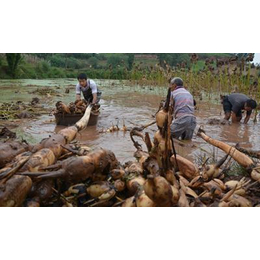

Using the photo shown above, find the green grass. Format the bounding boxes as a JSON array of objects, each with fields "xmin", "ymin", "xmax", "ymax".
[
  {"xmin": 193, "ymin": 60, "xmax": 206, "ymax": 71},
  {"xmin": 226, "ymin": 162, "xmax": 249, "ymax": 177}
]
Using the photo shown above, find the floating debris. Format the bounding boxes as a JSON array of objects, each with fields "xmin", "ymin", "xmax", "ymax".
[
  {"xmin": 29, "ymin": 88, "xmax": 59, "ymax": 96},
  {"xmin": 0, "ymin": 99, "xmax": 48, "ymax": 120}
]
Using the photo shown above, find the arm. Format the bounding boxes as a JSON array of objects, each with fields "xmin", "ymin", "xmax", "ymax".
[
  {"xmin": 244, "ymin": 111, "xmax": 252, "ymax": 124},
  {"xmin": 90, "ymin": 80, "xmax": 98, "ymax": 104},
  {"xmin": 244, "ymin": 115, "xmax": 250, "ymax": 124},
  {"xmin": 224, "ymin": 112, "xmax": 231, "ymax": 121},
  {"xmin": 75, "ymin": 84, "xmax": 81, "ymax": 101},
  {"xmin": 76, "ymin": 94, "xmax": 81, "ymax": 101},
  {"xmin": 231, "ymin": 112, "xmax": 239, "ymax": 123},
  {"xmin": 92, "ymin": 93, "xmax": 97, "ymax": 104},
  {"xmin": 169, "ymin": 92, "xmax": 175, "ymax": 115},
  {"xmin": 231, "ymin": 105, "xmax": 241, "ymax": 123}
]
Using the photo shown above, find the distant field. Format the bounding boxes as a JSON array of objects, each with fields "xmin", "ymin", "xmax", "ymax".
[
  {"xmin": 135, "ymin": 58, "xmax": 159, "ymax": 67},
  {"xmin": 88, "ymin": 54, "xmax": 231, "ymax": 69}
]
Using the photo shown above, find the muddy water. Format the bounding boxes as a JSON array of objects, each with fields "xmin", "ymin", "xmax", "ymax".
[{"xmin": 0, "ymin": 79, "xmax": 259, "ymax": 163}]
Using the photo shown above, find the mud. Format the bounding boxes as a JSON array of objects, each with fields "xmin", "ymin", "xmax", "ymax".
[{"xmin": 0, "ymin": 79, "xmax": 259, "ymax": 163}]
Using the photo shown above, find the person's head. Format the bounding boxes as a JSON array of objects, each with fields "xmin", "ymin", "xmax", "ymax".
[
  {"xmin": 244, "ymin": 99, "xmax": 257, "ymax": 111},
  {"xmin": 77, "ymin": 73, "xmax": 88, "ymax": 87},
  {"xmin": 170, "ymin": 77, "xmax": 183, "ymax": 90}
]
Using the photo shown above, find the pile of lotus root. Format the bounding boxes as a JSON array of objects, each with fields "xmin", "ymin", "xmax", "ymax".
[
  {"xmin": 1, "ymin": 91, "xmax": 260, "ymax": 207},
  {"xmin": 55, "ymin": 100, "xmax": 100, "ymax": 115}
]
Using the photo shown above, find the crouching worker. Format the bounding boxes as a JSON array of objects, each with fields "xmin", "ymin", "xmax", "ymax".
[
  {"xmin": 76, "ymin": 73, "xmax": 102, "ymax": 104},
  {"xmin": 222, "ymin": 93, "xmax": 257, "ymax": 124},
  {"xmin": 170, "ymin": 77, "xmax": 196, "ymax": 140}
]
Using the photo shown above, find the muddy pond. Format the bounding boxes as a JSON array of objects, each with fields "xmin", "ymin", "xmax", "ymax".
[{"xmin": 0, "ymin": 79, "xmax": 259, "ymax": 164}]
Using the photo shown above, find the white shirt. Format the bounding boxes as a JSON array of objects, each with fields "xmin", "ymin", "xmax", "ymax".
[{"xmin": 76, "ymin": 79, "xmax": 98, "ymax": 95}]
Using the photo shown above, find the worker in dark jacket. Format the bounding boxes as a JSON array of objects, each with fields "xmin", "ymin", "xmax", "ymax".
[{"xmin": 222, "ymin": 93, "xmax": 257, "ymax": 124}]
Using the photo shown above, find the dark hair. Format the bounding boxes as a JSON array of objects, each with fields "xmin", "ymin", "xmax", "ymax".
[
  {"xmin": 171, "ymin": 77, "xmax": 183, "ymax": 86},
  {"xmin": 246, "ymin": 99, "xmax": 257, "ymax": 109},
  {"xmin": 77, "ymin": 73, "xmax": 87, "ymax": 80}
]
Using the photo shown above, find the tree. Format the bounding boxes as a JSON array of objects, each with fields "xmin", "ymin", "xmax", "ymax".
[
  {"xmin": 107, "ymin": 54, "xmax": 128, "ymax": 68},
  {"xmin": 88, "ymin": 57, "xmax": 99, "ymax": 68},
  {"xmin": 5, "ymin": 53, "xmax": 23, "ymax": 78},
  {"xmin": 33, "ymin": 53, "xmax": 50, "ymax": 59},
  {"xmin": 157, "ymin": 53, "xmax": 190, "ymax": 67},
  {"xmin": 158, "ymin": 53, "xmax": 170, "ymax": 66},
  {"xmin": 235, "ymin": 53, "xmax": 246, "ymax": 60},
  {"xmin": 127, "ymin": 54, "xmax": 135, "ymax": 70},
  {"xmin": 49, "ymin": 55, "xmax": 66, "ymax": 67}
]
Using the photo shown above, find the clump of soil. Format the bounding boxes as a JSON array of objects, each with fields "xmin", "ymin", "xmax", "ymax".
[
  {"xmin": 31, "ymin": 97, "xmax": 40, "ymax": 106},
  {"xmin": 16, "ymin": 111, "xmax": 33, "ymax": 119},
  {"xmin": 207, "ymin": 117, "xmax": 230, "ymax": 125}
]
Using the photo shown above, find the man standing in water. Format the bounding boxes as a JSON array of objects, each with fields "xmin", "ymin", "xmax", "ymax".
[
  {"xmin": 222, "ymin": 93, "xmax": 257, "ymax": 124},
  {"xmin": 75, "ymin": 73, "xmax": 101, "ymax": 104},
  {"xmin": 170, "ymin": 77, "xmax": 196, "ymax": 140}
]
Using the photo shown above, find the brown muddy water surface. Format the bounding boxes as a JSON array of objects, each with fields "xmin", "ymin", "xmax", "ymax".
[{"xmin": 0, "ymin": 79, "xmax": 259, "ymax": 164}]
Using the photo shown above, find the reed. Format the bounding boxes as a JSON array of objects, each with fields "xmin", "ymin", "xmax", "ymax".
[{"xmin": 114, "ymin": 54, "xmax": 259, "ymax": 107}]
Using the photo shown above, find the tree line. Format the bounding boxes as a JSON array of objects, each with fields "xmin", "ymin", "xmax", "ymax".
[{"xmin": 0, "ymin": 53, "xmax": 236, "ymax": 79}]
